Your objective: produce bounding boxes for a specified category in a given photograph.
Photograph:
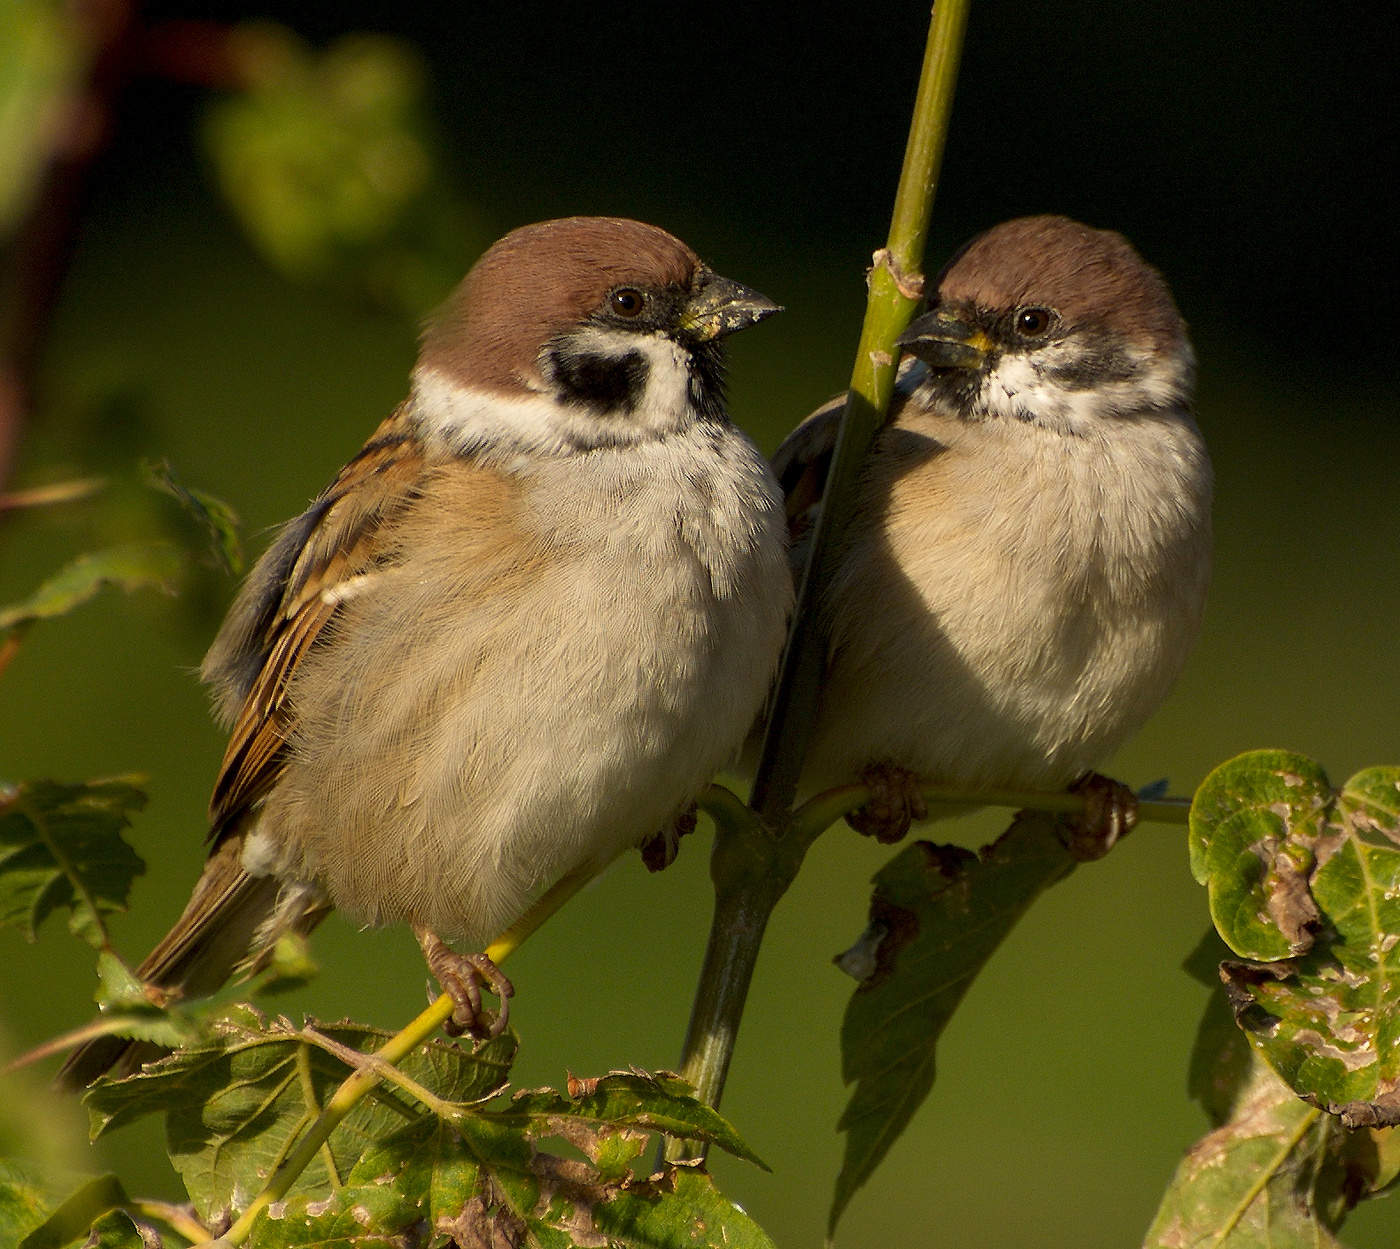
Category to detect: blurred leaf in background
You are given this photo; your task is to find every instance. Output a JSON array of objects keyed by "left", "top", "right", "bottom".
[
  {"left": 203, "top": 23, "right": 490, "bottom": 314},
  {"left": 0, "top": 0, "right": 85, "bottom": 237}
]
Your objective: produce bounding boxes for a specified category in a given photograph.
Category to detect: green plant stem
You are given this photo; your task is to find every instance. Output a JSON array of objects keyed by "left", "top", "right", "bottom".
[
  {"left": 673, "top": 0, "right": 970, "bottom": 1145},
  {"left": 667, "top": 789, "right": 820, "bottom": 1163},
  {"left": 793, "top": 783, "right": 1192, "bottom": 842},
  {"left": 751, "top": 0, "right": 968, "bottom": 821},
  {"left": 669, "top": 778, "right": 1186, "bottom": 1147},
  {"left": 128, "top": 1200, "right": 215, "bottom": 1246}
]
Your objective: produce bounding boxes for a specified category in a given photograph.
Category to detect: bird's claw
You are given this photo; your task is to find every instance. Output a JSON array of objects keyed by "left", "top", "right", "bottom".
[
  {"left": 847, "top": 763, "right": 928, "bottom": 844},
  {"left": 1065, "top": 772, "right": 1138, "bottom": 860},
  {"left": 640, "top": 803, "right": 698, "bottom": 873},
  {"left": 416, "top": 928, "right": 515, "bottom": 1038}
]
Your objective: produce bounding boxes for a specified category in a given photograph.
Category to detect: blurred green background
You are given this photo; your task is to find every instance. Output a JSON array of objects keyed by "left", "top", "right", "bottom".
[{"left": 1, "top": 2, "right": 1395, "bottom": 1245}]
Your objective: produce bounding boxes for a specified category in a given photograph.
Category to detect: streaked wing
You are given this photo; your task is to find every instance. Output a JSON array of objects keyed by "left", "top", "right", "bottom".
[{"left": 207, "top": 404, "right": 427, "bottom": 842}]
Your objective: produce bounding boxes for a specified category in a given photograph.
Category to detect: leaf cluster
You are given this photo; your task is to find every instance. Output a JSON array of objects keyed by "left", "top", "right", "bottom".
[
  {"left": 11, "top": 1004, "right": 773, "bottom": 1248},
  {"left": 1141, "top": 752, "right": 1400, "bottom": 1244}
]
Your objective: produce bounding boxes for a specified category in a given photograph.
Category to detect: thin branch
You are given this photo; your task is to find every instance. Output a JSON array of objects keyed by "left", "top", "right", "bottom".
[
  {"left": 671, "top": 0, "right": 971, "bottom": 1138},
  {"left": 792, "top": 782, "right": 1192, "bottom": 842},
  {"left": 751, "top": 0, "right": 970, "bottom": 821},
  {"left": 0, "top": 0, "right": 139, "bottom": 489},
  {"left": 125, "top": 1199, "right": 213, "bottom": 1246}
]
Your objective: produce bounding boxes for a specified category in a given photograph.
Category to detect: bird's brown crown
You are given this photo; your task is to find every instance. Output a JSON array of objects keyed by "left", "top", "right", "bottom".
[
  {"left": 937, "top": 215, "right": 1185, "bottom": 350},
  {"left": 419, "top": 217, "right": 704, "bottom": 394}
]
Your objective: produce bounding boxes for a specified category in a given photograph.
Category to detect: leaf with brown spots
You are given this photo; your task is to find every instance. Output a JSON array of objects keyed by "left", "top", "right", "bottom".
[
  {"left": 1154, "top": 932, "right": 1400, "bottom": 1246},
  {"left": 1189, "top": 753, "right": 1400, "bottom": 1129},
  {"left": 1146, "top": 1050, "right": 1358, "bottom": 1248},
  {"left": 83, "top": 1004, "right": 517, "bottom": 1227},
  {"left": 257, "top": 1081, "right": 773, "bottom": 1249},
  {"left": 83, "top": 1005, "right": 771, "bottom": 1248}
]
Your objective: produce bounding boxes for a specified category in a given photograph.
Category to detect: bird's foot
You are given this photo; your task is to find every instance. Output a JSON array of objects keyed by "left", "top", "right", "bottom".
[
  {"left": 1065, "top": 772, "right": 1139, "bottom": 861},
  {"left": 415, "top": 927, "right": 514, "bottom": 1038},
  {"left": 640, "top": 803, "right": 698, "bottom": 873},
  {"left": 847, "top": 763, "right": 928, "bottom": 844}
]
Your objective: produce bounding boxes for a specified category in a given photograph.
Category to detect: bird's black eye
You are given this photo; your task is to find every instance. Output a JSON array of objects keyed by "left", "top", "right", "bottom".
[
  {"left": 1014, "top": 306, "right": 1055, "bottom": 338},
  {"left": 609, "top": 288, "right": 647, "bottom": 318}
]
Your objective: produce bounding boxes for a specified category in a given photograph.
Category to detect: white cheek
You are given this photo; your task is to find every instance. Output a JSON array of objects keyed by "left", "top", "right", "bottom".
[
  {"left": 410, "top": 367, "right": 580, "bottom": 457},
  {"left": 594, "top": 328, "right": 695, "bottom": 437}
]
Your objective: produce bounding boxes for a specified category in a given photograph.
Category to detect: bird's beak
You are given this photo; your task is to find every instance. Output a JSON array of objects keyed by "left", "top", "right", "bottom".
[
  {"left": 896, "top": 309, "right": 994, "bottom": 370},
  {"left": 681, "top": 271, "right": 782, "bottom": 342}
]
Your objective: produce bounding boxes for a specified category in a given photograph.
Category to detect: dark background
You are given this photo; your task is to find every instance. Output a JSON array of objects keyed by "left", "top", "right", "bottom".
[{"left": 2, "top": 3, "right": 1395, "bottom": 1245}]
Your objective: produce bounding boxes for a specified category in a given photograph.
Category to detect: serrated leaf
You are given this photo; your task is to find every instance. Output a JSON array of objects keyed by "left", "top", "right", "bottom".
[
  {"left": 505, "top": 1071, "right": 766, "bottom": 1169},
  {"left": 263, "top": 1116, "right": 775, "bottom": 1249},
  {"left": 0, "top": 544, "right": 181, "bottom": 634},
  {"left": 589, "top": 1165, "right": 774, "bottom": 1249},
  {"left": 830, "top": 812, "right": 1078, "bottom": 1235},
  {"left": 1190, "top": 753, "right": 1400, "bottom": 1127},
  {"left": 83, "top": 1004, "right": 517, "bottom": 1225},
  {"left": 16, "top": 1172, "right": 128, "bottom": 1249},
  {"left": 0, "top": 778, "right": 147, "bottom": 947},
  {"left": 141, "top": 459, "right": 243, "bottom": 575},
  {"left": 1145, "top": 1050, "right": 1368, "bottom": 1248}
]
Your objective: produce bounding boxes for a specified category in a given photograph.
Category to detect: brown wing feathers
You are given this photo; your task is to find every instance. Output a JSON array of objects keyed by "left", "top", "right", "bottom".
[{"left": 208, "top": 409, "right": 426, "bottom": 843}]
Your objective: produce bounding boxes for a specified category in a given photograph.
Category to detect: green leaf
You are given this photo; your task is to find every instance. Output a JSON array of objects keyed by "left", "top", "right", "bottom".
[
  {"left": 204, "top": 27, "right": 429, "bottom": 275},
  {"left": 1188, "top": 750, "right": 1332, "bottom": 961},
  {"left": 1143, "top": 1048, "right": 1386, "bottom": 1248},
  {"left": 503, "top": 1070, "right": 767, "bottom": 1169},
  {"left": 70, "top": 1209, "right": 145, "bottom": 1249},
  {"left": 1183, "top": 930, "right": 1256, "bottom": 1126},
  {"left": 590, "top": 1165, "right": 775, "bottom": 1249},
  {"left": 262, "top": 1116, "right": 775, "bottom": 1249},
  {"left": 0, "top": 0, "right": 86, "bottom": 234},
  {"left": 0, "top": 1158, "right": 72, "bottom": 1249},
  {"left": 1190, "top": 753, "right": 1400, "bottom": 1128},
  {"left": 142, "top": 459, "right": 244, "bottom": 575},
  {"left": 16, "top": 1172, "right": 128, "bottom": 1249},
  {"left": 84, "top": 1004, "right": 517, "bottom": 1225},
  {"left": 0, "top": 544, "right": 181, "bottom": 635},
  {"left": 830, "top": 812, "right": 1078, "bottom": 1235},
  {"left": 83, "top": 1004, "right": 771, "bottom": 1245},
  {"left": 0, "top": 778, "right": 147, "bottom": 947}
]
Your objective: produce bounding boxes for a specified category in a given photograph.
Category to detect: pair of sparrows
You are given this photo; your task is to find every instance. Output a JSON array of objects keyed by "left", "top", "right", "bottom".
[{"left": 61, "top": 213, "right": 1211, "bottom": 1086}]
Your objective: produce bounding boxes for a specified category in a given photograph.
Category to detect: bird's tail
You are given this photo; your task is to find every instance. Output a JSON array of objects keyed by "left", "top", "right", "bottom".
[{"left": 56, "top": 838, "right": 324, "bottom": 1089}]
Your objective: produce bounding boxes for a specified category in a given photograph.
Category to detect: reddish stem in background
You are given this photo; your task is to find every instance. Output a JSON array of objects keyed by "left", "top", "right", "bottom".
[{"left": 0, "top": 5, "right": 242, "bottom": 491}]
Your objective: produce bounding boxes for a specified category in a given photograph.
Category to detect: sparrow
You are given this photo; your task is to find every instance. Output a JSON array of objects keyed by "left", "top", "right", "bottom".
[
  {"left": 60, "top": 216, "right": 792, "bottom": 1085},
  {"left": 774, "top": 215, "right": 1211, "bottom": 842}
]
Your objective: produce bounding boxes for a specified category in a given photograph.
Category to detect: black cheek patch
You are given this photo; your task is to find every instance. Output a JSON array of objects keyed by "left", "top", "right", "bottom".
[{"left": 551, "top": 348, "right": 650, "bottom": 414}]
